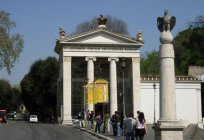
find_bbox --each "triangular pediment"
[62,28,139,44]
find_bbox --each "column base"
[153,120,185,140]
[62,119,73,125]
[198,122,204,129]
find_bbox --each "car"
[7,111,17,120]
[29,115,38,123]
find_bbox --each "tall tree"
[21,57,59,122]
[174,15,204,75]
[72,15,129,35]
[0,79,21,111]
[140,51,159,75]
[0,11,24,74]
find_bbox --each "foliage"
[140,16,204,76]
[0,79,22,111]
[0,11,24,74]
[20,57,59,122]
[174,15,204,75]
[140,51,159,75]
[72,15,129,35]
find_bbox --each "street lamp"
[153,83,156,124]
[121,58,126,118]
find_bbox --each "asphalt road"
[0,121,99,140]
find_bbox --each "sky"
[0,0,204,85]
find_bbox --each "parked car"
[29,115,38,123]
[7,111,17,120]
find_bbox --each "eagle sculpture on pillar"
[157,10,176,32]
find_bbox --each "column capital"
[108,57,119,62]
[132,57,140,63]
[62,56,71,62]
[85,56,96,61]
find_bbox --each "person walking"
[110,111,118,136]
[95,113,102,133]
[124,113,136,140]
[135,112,147,140]
[103,111,110,133]
[78,109,85,128]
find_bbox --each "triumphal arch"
[55,16,143,124]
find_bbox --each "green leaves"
[20,57,59,121]
[174,16,204,75]
[0,11,24,74]
[140,51,159,75]
[0,79,21,111]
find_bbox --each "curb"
[68,124,114,140]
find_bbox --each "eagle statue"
[157,10,176,32]
[97,15,107,26]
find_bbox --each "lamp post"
[121,58,126,118]
[153,83,156,124]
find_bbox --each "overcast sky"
[0,0,204,85]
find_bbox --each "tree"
[72,15,129,35]
[174,15,204,75]
[140,51,160,75]
[0,11,24,74]
[20,57,59,122]
[140,16,204,76]
[0,79,21,111]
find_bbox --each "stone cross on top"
[97,15,107,28]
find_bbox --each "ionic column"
[85,57,96,83]
[108,57,119,116]
[62,56,72,124]
[85,57,96,111]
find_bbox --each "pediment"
[62,29,139,44]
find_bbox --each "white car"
[29,115,38,123]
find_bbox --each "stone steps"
[183,124,204,140]
[191,127,204,140]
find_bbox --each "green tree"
[0,11,24,74]
[140,51,160,75]
[0,79,21,111]
[20,57,59,122]
[72,15,129,35]
[174,15,204,75]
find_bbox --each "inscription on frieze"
[64,47,138,52]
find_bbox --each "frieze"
[63,46,139,52]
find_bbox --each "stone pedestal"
[154,121,184,140]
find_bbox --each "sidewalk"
[71,120,154,140]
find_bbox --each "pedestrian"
[78,109,85,128]
[103,111,110,133]
[95,113,102,133]
[135,112,147,140]
[86,110,91,129]
[90,111,95,131]
[124,113,136,140]
[110,111,121,136]
[3,114,8,124]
